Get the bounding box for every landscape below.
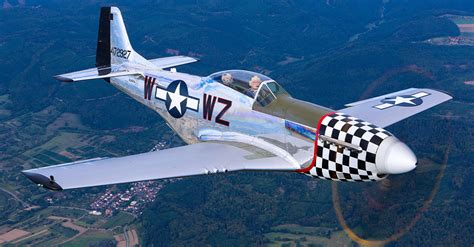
[0,0,473,246]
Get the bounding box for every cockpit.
[209,70,289,107]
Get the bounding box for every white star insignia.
[387,96,416,105]
[167,82,187,114]
[374,91,430,110]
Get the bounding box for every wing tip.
[176,55,199,62]
[433,88,454,100]
[53,75,74,82]
[21,171,63,191]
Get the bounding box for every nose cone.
[376,136,417,174]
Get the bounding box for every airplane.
[22,7,452,191]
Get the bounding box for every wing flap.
[339,88,452,128]
[22,142,296,190]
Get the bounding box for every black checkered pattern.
[309,112,391,182]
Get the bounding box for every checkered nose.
[375,136,417,174]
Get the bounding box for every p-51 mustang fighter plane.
[23,7,452,191]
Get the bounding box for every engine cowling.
[307,112,417,182]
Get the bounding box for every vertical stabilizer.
[109,7,133,65]
[96,6,152,77]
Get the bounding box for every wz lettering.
[203,94,232,126]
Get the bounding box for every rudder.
[96,7,111,74]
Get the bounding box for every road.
[123,225,130,247]
[0,187,30,208]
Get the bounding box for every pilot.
[221,73,233,86]
[245,75,262,97]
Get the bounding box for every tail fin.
[54,6,198,83]
[96,7,150,71]
[54,7,150,83]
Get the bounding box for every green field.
[265,224,351,247]
[101,211,136,229]
[60,231,115,247]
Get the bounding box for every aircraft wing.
[148,55,198,69]
[22,142,298,191]
[339,88,452,128]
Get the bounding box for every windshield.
[265,81,287,96]
[255,84,276,107]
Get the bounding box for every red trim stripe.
[295,111,335,173]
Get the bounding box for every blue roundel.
[165,80,189,118]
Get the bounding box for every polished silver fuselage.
[109,67,412,183]
[111,70,315,169]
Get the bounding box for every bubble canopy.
[208,70,289,102]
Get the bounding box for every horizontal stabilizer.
[54,55,198,82]
[148,55,198,69]
[54,67,141,82]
